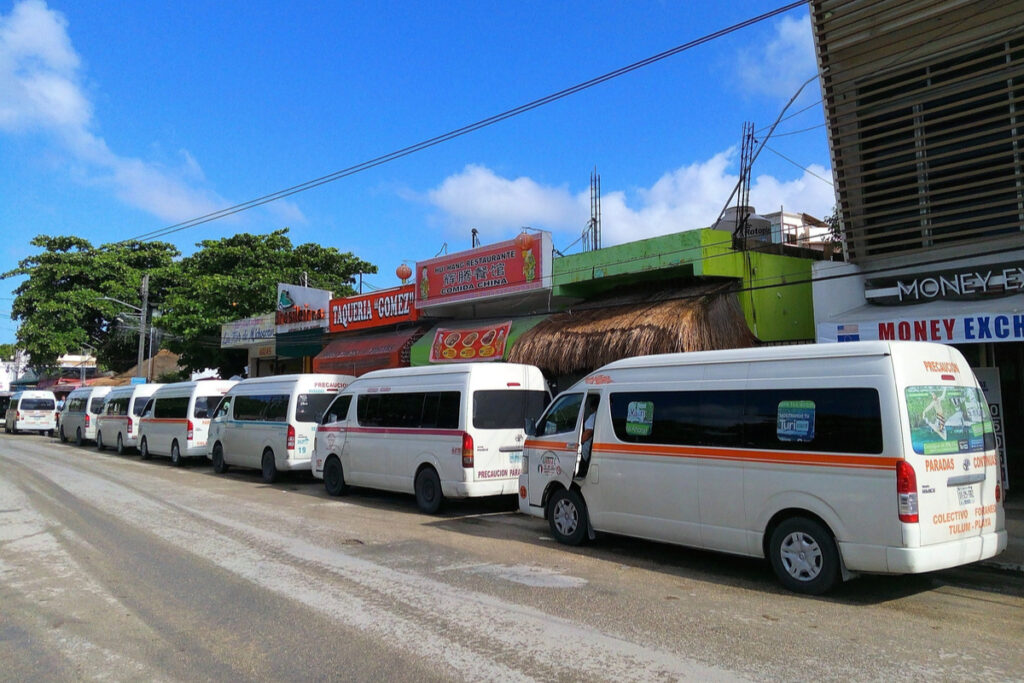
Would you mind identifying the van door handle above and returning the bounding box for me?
[946,473,985,487]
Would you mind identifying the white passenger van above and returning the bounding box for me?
[4,390,58,436]
[313,363,549,513]
[58,386,112,446]
[208,373,355,483]
[518,341,1007,594]
[137,380,237,466]
[95,383,163,454]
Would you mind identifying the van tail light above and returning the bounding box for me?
[287,424,296,451]
[187,419,194,441]
[996,482,1002,503]
[127,418,133,435]
[85,414,90,427]
[462,432,474,468]
[896,460,919,523]
[15,410,20,421]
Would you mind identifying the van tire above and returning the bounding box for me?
[414,467,443,514]
[323,456,349,496]
[768,517,840,595]
[212,443,228,474]
[116,433,125,455]
[170,441,183,467]
[96,431,104,451]
[261,449,278,484]
[59,425,66,442]
[547,488,589,546]
[140,437,151,460]
[75,427,83,447]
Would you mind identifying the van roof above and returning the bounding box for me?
[106,383,164,398]
[232,373,353,385]
[358,363,538,381]
[597,340,920,372]
[152,379,237,395]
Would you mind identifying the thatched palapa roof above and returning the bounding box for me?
[507,283,758,375]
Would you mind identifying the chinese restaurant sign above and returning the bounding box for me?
[415,232,552,309]
[276,283,331,334]
[428,322,512,363]
[329,284,418,333]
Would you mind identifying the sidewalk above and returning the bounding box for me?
[985,495,1024,573]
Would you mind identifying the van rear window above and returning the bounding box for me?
[296,394,336,423]
[21,398,55,411]
[89,397,106,414]
[473,390,549,429]
[905,386,994,455]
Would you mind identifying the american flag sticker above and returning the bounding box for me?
[836,323,860,342]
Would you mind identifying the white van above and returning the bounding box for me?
[312,363,549,513]
[208,373,355,483]
[4,390,58,435]
[95,383,163,454]
[137,380,237,466]
[58,386,112,446]
[518,341,1007,594]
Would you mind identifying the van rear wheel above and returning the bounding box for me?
[323,456,348,496]
[768,517,840,595]
[414,467,443,514]
[261,449,278,484]
[547,488,589,546]
[170,440,183,467]
[116,433,125,455]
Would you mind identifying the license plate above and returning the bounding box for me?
[957,485,975,506]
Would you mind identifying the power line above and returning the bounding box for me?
[123,1,807,245]
[763,145,833,185]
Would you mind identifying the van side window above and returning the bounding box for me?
[356,392,461,429]
[322,395,352,425]
[609,388,882,454]
[155,396,189,419]
[538,393,584,435]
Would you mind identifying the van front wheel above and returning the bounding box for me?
[414,467,443,514]
[212,443,228,474]
[96,431,104,451]
[547,488,589,546]
[768,517,840,595]
[75,427,83,447]
[323,456,348,496]
[139,437,151,460]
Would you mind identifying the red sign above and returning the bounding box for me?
[428,322,512,363]
[416,234,550,309]
[329,284,418,333]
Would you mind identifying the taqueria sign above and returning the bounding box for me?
[329,284,418,333]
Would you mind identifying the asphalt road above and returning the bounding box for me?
[1,432,1022,682]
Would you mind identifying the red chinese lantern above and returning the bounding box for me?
[514,232,534,251]
[396,263,412,283]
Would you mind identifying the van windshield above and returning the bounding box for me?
[22,398,55,411]
[473,390,549,430]
[296,394,336,423]
[905,385,995,454]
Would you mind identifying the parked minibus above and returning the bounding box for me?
[0,391,12,429]
[58,386,112,446]
[137,380,237,466]
[95,383,163,454]
[313,363,549,513]
[208,373,355,483]
[4,390,58,436]
[518,341,1007,594]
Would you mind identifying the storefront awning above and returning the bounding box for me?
[817,295,1024,344]
[313,327,425,376]
[410,315,548,366]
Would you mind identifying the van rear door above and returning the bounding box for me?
[470,386,548,484]
[896,348,1000,549]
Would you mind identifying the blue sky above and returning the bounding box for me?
[0,0,834,345]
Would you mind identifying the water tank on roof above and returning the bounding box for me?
[713,205,771,241]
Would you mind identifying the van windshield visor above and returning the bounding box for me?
[905,385,995,454]
[473,390,549,430]
[296,394,337,423]
[22,398,55,411]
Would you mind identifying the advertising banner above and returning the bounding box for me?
[221,313,276,348]
[428,321,512,363]
[415,232,551,309]
[818,310,1024,344]
[329,284,418,333]
[276,283,330,334]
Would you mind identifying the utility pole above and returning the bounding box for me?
[137,274,149,378]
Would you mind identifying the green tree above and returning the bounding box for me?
[0,343,15,361]
[2,236,180,370]
[160,229,376,377]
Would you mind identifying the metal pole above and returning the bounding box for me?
[137,274,149,377]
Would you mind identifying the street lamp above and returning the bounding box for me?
[100,273,148,379]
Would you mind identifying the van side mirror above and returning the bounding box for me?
[524,418,536,437]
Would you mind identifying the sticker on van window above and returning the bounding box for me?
[625,401,654,436]
[906,386,992,455]
[777,400,815,442]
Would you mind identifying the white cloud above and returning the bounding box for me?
[0,0,226,223]
[736,15,818,98]
[423,152,835,248]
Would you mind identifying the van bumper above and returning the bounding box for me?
[279,456,311,471]
[881,530,1008,574]
[447,479,519,499]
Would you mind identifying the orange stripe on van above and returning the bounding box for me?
[524,439,576,453]
[590,443,898,470]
